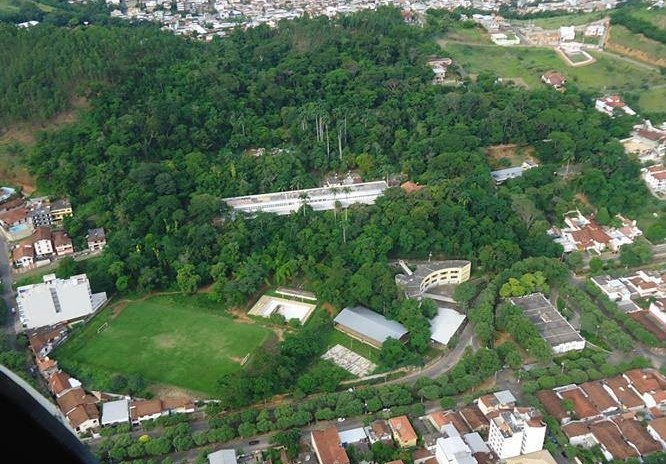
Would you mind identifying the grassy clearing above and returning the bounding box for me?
[0,0,55,13]
[442,42,666,91]
[628,7,666,30]
[607,25,666,65]
[638,87,666,115]
[54,294,273,394]
[439,25,492,44]
[512,12,606,29]
[325,329,381,364]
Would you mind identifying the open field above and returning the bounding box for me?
[54,295,273,394]
[0,0,55,13]
[627,7,666,29]
[486,144,536,169]
[638,87,666,115]
[325,329,381,364]
[606,25,666,67]
[439,25,491,45]
[511,12,606,29]
[443,42,666,91]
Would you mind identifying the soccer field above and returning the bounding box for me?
[54,295,272,395]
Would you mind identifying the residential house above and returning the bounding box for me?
[53,230,74,256]
[559,25,575,41]
[49,371,81,397]
[562,422,598,448]
[50,198,73,223]
[613,416,662,456]
[643,165,666,195]
[162,397,196,414]
[339,427,368,447]
[647,417,666,449]
[27,325,68,358]
[413,448,436,464]
[458,405,489,434]
[366,419,393,445]
[401,181,425,194]
[550,210,641,254]
[101,398,131,426]
[0,207,29,228]
[427,58,453,85]
[541,71,566,90]
[557,386,602,421]
[580,381,619,414]
[131,399,165,424]
[595,96,637,117]
[389,415,418,448]
[310,427,350,464]
[87,227,107,251]
[623,369,666,408]
[434,436,477,464]
[589,420,640,461]
[12,240,34,268]
[32,226,54,257]
[56,387,99,434]
[649,298,666,329]
[603,376,645,410]
[536,390,569,424]
[476,390,517,416]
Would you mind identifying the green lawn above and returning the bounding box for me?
[608,25,666,64]
[439,25,492,44]
[511,11,606,29]
[325,329,381,364]
[0,0,56,13]
[54,295,273,394]
[638,87,666,114]
[443,42,666,91]
[628,7,666,30]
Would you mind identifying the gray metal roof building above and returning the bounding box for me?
[208,449,237,464]
[101,398,130,426]
[334,306,408,348]
[510,293,586,354]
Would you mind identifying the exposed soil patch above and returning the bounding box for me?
[154,334,178,349]
[149,383,208,401]
[485,144,536,169]
[322,302,337,316]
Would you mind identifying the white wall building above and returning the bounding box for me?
[487,408,546,459]
[17,274,107,330]
[435,436,477,464]
[223,181,388,216]
[643,165,666,195]
[559,25,575,41]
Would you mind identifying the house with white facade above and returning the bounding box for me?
[595,96,637,117]
[487,408,546,459]
[643,165,666,195]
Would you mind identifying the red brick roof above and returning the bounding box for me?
[12,241,33,261]
[537,390,568,421]
[49,372,72,396]
[311,427,349,464]
[389,415,418,444]
[590,420,640,460]
[57,387,96,415]
[543,71,566,86]
[0,198,24,210]
[559,388,600,420]
[448,411,472,434]
[130,399,162,420]
[581,381,617,412]
[605,376,645,409]
[614,417,662,456]
[562,422,591,439]
[637,129,666,142]
[162,397,195,411]
[52,230,72,248]
[0,207,27,225]
[32,226,52,242]
[459,404,489,431]
[67,403,99,429]
[649,417,666,441]
[401,181,424,193]
[372,420,391,438]
[624,369,666,394]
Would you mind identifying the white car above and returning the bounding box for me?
[337,417,346,423]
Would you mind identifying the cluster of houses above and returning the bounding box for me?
[427,58,454,85]
[12,226,106,269]
[307,391,548,464]
[538,368,666,461]
[592,268,666,339]
[548,210,643,254]
[0,195,73,241]
[595,95,637,118]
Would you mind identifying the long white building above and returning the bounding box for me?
[487,408,546,459]
[17,274,107,330]
[222,181,388,216]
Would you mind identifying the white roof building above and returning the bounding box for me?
[559,25,575,41]
[101,398,130,426]
[17,274,107,330]
[338,427,368,445]
[430,307,466,345]
[435,436,477,464]
[208,449,237,464]
[487,408,546,459]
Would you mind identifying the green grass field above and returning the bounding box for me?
[628,7,666,29]
[54,295,273,394]
[0,0,55,13]
[439,25,492,44]
[512,11,606,29]
[443,42,666,91]
[325,329,381,364]
[608,25,666,64]
[638,87,666,114]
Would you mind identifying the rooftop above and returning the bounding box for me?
[649,417,666,440]
[430,307,466,345]
[559,387,599,420]
[87,227,106,242]
[536,390,568,421]
[459,405,489,431]
[389,415,417,443]
[208,449,237,464]
[395,260,471,298]
[614,417,662,456]
[131,399,163,420]
[589,420,639,460]
[504,450,558,464]
[66,403,99,429]
[604,376,644,409]
[311,427,349,464]
[334,306,408,345]
[510,293,585,348]
[101,398,130,425]
[580,381,618,412]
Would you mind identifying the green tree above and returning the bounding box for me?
[177,264,201,294]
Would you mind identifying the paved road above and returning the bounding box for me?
[0,234,19,338]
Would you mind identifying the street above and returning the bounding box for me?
[0,233,19,338]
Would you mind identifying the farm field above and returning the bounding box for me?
[443,42,666,91]
[54,295,273,395]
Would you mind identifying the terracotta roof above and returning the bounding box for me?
[412,449,433,460]
[543,71,566,86]
[637,129,666,142]
[562,422,591,439]
[581,381,617,412]
[614,417,662,455]
[52,230,72,248]
[601,95,626,108]
[0,198,25,210]
[35,356,58,373]
[372,420,391,438]
[649,165,666,174]
[652,390,666,404]
[67,403,99,429]
[28,325,66,355]
[605,376,645,408]
[459,404,489,431]
[428,410,450,430]
[590,420,639,460]
[559,388,599,419]
[32,226,52,242]
[649,417,666,440]
[49,372,72,396]
[401,181,424,193]
[386,461,405,464]
[12,241,33,261]
[448,411,472,434]
[624,369,666,394]
[424,458,438,464]
[131,399,162,420]
[651,407,664,418]
[0,207,28,225]
[537,390,568,421]
[628,277,658,291]
[653,171,666,181]
[311,427,349,464]
[389,415,418,444]
[473,452,495,464]
[57,387,95,415]
[162,397,195,411]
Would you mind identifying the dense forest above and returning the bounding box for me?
[1,6,655,400]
